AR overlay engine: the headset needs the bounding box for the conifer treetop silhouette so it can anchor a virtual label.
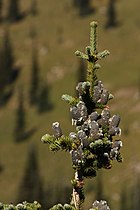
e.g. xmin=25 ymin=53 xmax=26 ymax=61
xmin=7 ymin=0 xmax=21 ymax=23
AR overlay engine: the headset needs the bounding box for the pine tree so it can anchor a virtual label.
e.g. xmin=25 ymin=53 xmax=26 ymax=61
xmin=16 ymin=145 xmax=46 ymax=207
xmin=73 ymin=0 xmax=94 ymax=16
xmin=0 ymin=161 xmax=3 ymax=173
xmin=45 ymin=184 xmax=71 ymax=209
xmin=0 ymin=48 xmax=6 ymax=104
xmin=106 ymin=0 xmax=118 ymax=28
xmin=0 ymin=28 xmax=16 ymax=106
xmin=37 ymin=80 xmax=53 ymax=113
xmin=7 ymin=0 xmax=21 ymax=23
xmin=0 ymin=0 xmax=3 ymax=22
xmin=41 ymin=21 xmax=123 ymax=210
xmin=14 ymin=87 xmax=26 ymax=142
xmin=29 ymin=46 xmax=40 ymax=105
xmin=2 ymin=28 xmax=15 ymax=83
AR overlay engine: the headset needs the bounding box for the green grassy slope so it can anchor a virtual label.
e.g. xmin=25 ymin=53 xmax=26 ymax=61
xmin=0 ymin=0 xmax=140 ymax=209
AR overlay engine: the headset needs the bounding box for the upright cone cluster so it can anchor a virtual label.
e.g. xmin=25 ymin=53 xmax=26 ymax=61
xmin=42 ymin=76 xmax=122 ymax=179
xmin=66 ymin=78 xmax=122 ymax=178
xmin=90 ymin=200 xmax=110 ymax=210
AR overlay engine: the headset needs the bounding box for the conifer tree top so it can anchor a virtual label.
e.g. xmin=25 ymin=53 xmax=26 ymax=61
xmin=41 ymin=21 xmax=123 ymax=210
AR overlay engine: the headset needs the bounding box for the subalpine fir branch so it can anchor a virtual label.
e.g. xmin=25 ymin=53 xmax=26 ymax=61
xmin=41 ymin=21 xmax=123 ymax=210
xmin=41 ymin=132 xmax=73 ymax=152
xmin=0 ymin=201 xmax=41 ymax=210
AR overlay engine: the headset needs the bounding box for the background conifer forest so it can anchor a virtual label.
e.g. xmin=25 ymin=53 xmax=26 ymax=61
xmin=0 ymin=0 xmax=140 ymax=210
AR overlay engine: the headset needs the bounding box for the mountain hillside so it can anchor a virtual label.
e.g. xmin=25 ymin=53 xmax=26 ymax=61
xmin=0 ymin=0 xmax=140 ymax=209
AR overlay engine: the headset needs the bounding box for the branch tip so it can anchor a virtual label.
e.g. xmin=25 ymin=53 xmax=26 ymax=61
xmin=90 ymin=21 xmax=98 ymax=28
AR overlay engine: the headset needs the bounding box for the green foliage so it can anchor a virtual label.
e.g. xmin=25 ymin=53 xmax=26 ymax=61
xmin=75 ymin=22 xmax=110 ymax=99
xmin=41 ymin=21 xmax=122 ymax=209
xmin=49 ymin=204 xmax=75 ymax=210
xmin=41 ymin=134 xmax=73 ymax=152
xmin=0 ymin=0 xmax=139 ymax=208
xmin=0 ymin=201 xmax=41 ymax=210
xmin=62 ymin=94 xmax=80 ymax=106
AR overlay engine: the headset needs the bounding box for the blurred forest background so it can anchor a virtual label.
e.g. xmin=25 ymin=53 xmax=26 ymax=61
xmin=0 ymin=0 xmax=140 ymax=209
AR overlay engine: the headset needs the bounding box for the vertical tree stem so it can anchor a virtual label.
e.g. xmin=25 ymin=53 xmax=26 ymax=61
xmin=87 ymin=60 xmax=96 ymax=98
xmin=71 ymin=171 xmax=84 ymax=210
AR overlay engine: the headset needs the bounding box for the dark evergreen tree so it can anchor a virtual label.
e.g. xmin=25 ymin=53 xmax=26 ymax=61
xmin=37 ymin=81 xmax=53 ymax=113
xmin=106 ymin=0 xmax=118 ymax=28
xmin=7 ymin=0 xmax=21 ymax=22
xmin=0 ymin=161 xmax=3 ymax=174
xmin=45 ymin=184 xmax=71 ymax=209
xmin=2 ymin=28 xmax=15 ymax=84
xmin=54 ymin=185 xmax=71 ymax=206
xmin=0 ymin=0 xmax=3 ymax=22
xmin=29 ymin=46 xmax=40 ymax=105
xmin=29 ymin=30 xmax=53 ymax=112
xmin=16 ymin=145 xmax=46 ymax=208
xmin=14 ymin=87 xmax=26 ymax=142
xmin=0 ymin=28 xmax=17 ymax=106
xmin=73 ymin=0 xmax=94 ymax=16
xmin=30 ymin=0 xmax=38 ymax=16
xmin=0 ymin=48 xmax=6 ymax=105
